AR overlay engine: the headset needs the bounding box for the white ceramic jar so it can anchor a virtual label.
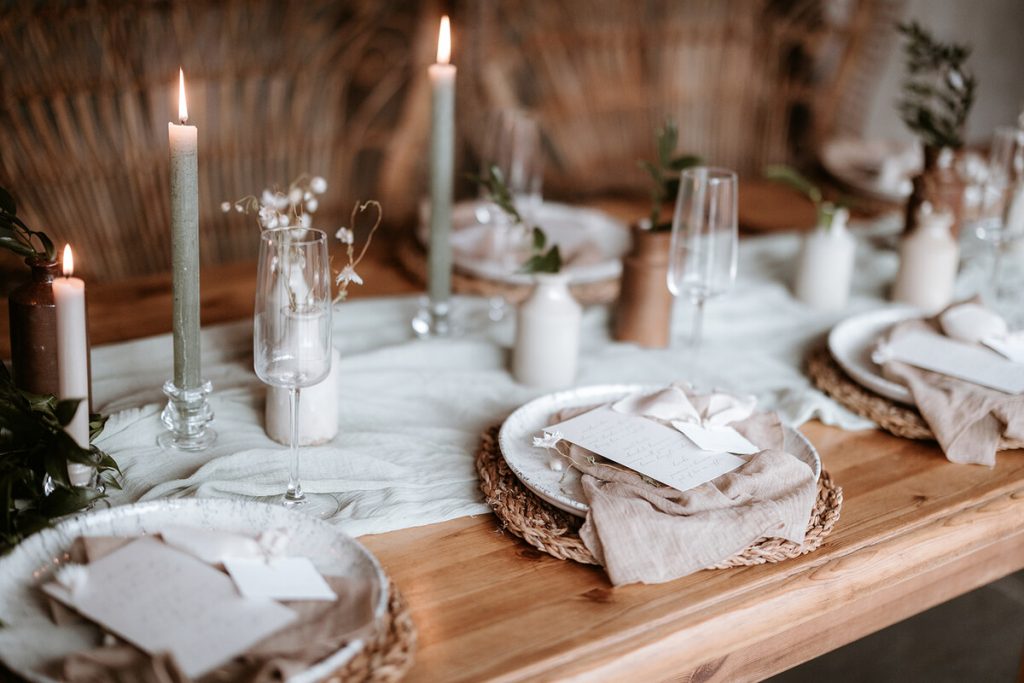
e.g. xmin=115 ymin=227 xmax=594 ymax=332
xmin=792 ymin=208 xmax=856 ymax=310
xmin=512 ymin=273 xmax=582 ymax=388
xmin=892 ymin=204 xmax=959 ymax=312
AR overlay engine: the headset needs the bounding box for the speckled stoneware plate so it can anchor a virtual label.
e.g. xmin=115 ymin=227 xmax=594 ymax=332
xmin=498 ymin=384 xmax=822 ymax=518
xmin=418 ymin=200 xmax=629 ymax=285
xmin=828 ymin=307 xmax=922 ymax=405
xmin=0 ymin=498 xmax=389 ymax=683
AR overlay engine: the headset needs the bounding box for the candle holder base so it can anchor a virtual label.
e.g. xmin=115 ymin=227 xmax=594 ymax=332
xmin=159 ymin=379 xmax=217 ymax=451
xmin=411 ymin=297 xmax=459 ymax=338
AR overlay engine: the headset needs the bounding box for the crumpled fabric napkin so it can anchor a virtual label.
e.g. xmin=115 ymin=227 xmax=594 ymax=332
xmin=554 ymin=388 xmax=817 ymax=586
xmin=877 ymin=303 xmax=1024 ymax=466
xmin=49 ymin=534 xmax=378 ymax=683
xmin=612 ymin=383 xmax=757 ymax=435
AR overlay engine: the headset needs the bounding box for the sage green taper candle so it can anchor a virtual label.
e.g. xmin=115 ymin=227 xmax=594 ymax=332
xmin=428 ymin=16 xmax=455 ymax=307
xmin=167 ymin=68 xmax=201 ymax=389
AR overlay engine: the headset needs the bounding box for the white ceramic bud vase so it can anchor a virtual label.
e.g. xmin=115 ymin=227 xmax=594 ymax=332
xmin=512 ymin=273 xmax=582 ymax=388
xmin=265 ymin=347 xmax=341 ymax=446
xmin=892 ymin=203 xmax=959 ymax=312
xmin=792 ymin=208 xmax=856 ymax=310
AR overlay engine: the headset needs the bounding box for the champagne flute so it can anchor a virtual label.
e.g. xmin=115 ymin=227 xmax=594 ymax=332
xmin=254 ymin=227 xmax=337 ymax=515
xmin=976 ymin=125 xmax=1024 ymax=301
xmin=667 ymin=167 xmax=739 ymax=353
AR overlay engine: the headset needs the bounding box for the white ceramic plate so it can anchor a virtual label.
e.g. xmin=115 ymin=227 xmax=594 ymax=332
xmin=498 ymin=384 xmax=822 ymax=518
xmin=418 ymin=200 xmax=629 ymax=285
xmin=0 ymin=498 xmax=389 ymax=683
xmin=828 ymin=306 xmax=923 ymax=405
xmin=820 ymin=137 xmax=920 ymax=203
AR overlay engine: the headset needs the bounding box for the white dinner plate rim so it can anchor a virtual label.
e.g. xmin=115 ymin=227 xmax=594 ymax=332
xmin=827 ymin=306 xmax=923 ymax=405
xmin=820 ymin=137 xmax=916 ymax=203
xmin=498 ymin=384 xmax=822 ymax=518
xmin=0 ymin=498 xmax=389 ymax=683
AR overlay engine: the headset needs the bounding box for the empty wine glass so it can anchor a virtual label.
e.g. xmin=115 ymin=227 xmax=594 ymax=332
xmin=667 ymin=167 xmax=738 ymax=353
xmin=976 ymin=125 xmax=1024 ymax=300
xmin=254 ymin=227 xmax=337 ymax=515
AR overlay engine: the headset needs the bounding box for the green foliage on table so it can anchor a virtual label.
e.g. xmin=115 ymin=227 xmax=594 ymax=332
xmin=0 ymin=185 xmax=57 ymax=262
xmin=0 ymin=359 xmax=119 ymax=553
xmin=637 ymin=121 xmax=702 ymax=231
xmin=896 ymin=21 xmax=976 ymax=150
xmin=473 ymin=165 xmax=562 ymax=274
xmin=763 ymin=164 xmax=848 ymax=231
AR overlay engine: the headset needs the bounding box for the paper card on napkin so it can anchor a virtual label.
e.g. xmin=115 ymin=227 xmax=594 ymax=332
xmin=671 ymin=421 xmax=760 ymax=455
xmin=887 ymin=331 xmax=1024 ymax=394
xmin=549 ymin=406 xmax=745 ymax=492
xmin=982 ymin=334 xmax=1024 ymax=364
xmin=43 ymin=537 xmax=297 ymax=679
xmin=224 ymin=557 xmax=337 ymax=602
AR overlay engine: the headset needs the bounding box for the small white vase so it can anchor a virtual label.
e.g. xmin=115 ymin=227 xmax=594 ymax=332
xmin=265 ymin=347 xmax=341 ymax=446
xmin=892 ymin=205 xmax=959 ymax=312
xmin=792 ymin=211 xmax=856 ymax=311
xmin=512 ymin=273 xmax=582 ymax=388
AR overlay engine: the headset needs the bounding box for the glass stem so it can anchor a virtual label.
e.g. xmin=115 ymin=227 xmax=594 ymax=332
xmin=991 ymin=238 xmax=1006 ymax=302
xmin=690 ymin=297 xmax=706 ymax=352
xmin=285 ymin=387 xmax=305 ymax=505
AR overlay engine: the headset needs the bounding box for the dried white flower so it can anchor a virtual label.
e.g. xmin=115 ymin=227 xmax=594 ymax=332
xmin=300 ymin=213 xmax=312 ymax=228
xmin=220 ymin=201 xmax=231 ymax=213
xmin=335 ymin=227 xmax=354 ymax=244
xmin=532 ymin=430 xmax=563 ymax=449
xmin=304 ymin=191 xmax=313 ymax=201
xmin=305 ymin=198 xmax=319 ymax=213
xmin=261 ymin=189 xmax=275 ymax=207
xmin=235 ymin=203 xmax=244 ymax=213
xmin=267 ymin=216 xmax=279 ymax=229
xmin=547 ymin=456 xmax=565 ymax=472
xmin=279 ymin=214 xmax=290 ymax=227
xmin=946 ymin=68 xmax=965 ymax=91
xmin=336 ymin=264 xmax=363 ymax=286
xmin=273 ymin=194 xmax=289 ymax=211
xmin=311 ymin=176 xmax=327 ymax=194
xmin=289 ymin=187 xmax=303 ymax=205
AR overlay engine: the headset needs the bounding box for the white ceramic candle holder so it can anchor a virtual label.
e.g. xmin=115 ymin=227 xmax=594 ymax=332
xmin=159 ymin=379 xmax=216 ymax=451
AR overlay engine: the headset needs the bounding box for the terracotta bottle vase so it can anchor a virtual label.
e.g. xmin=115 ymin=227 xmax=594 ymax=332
xmin=8 ymin=258 xmax=60 ymax=396
xmin=904 ymin=145 xmax=965 ymax=237
xmin=613 ymin=224 xmax=673 ymax=348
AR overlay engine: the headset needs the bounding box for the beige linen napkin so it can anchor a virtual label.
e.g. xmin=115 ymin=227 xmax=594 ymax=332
xmin=555 ymin=403 xmax=817 ymax=586
xmin=50 ymin=536 xmax=378 ymax=683
xmin=880 ymin=314 xmax=1024 ymax=466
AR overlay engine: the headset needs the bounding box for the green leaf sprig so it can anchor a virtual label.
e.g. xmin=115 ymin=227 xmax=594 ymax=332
xmin=637 ymin=121 xmax=702 ymax=231
xmin=896 ymin=21 xmax=976 ymax=149
xmin=0 ymin=186 xmax=56 ymax=261
xmin=0 ymin=360 xmax=119 ymax=553
xmin=763 ymin=164 xmax=851 ymax=230
xmin=474 ymin=165 xmax=562 ymax=274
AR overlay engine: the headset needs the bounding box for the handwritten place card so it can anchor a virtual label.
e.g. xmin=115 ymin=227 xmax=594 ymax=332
xmin=671 ymin=421 xmax=759 ymax=455
xmin=224 ymin=557 xmax=337 ymax=602
xmin=549 ymin=406 xmax=745 ymax=492
xmin=43 ymin=537 xmax=297 ymax=679
xmin=889 ymin=331 xmax=1024 ymax=394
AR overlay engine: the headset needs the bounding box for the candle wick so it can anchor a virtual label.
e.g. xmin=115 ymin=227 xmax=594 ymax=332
xmin=179 ymin=116 xmax=188 ymax=125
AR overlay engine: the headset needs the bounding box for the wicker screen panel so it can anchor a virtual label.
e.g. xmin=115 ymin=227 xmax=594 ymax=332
xmin=458 ymin=0 xmax=903 ymax=199
xmin=0 ymin=1 xmax=424 ymax=282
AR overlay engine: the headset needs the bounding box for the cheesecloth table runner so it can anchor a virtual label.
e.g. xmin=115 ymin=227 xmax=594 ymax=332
xmin=91 ymin=215 xmax=993 ymax=538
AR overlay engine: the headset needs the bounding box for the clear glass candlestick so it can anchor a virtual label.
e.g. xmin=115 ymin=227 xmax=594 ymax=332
xmin=159 ymin=379 xmax=216 ymax=451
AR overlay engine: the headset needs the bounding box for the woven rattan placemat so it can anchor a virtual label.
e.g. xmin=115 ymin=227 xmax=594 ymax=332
xmin=396 ymin=239 xmax=620 ymax=306
xmin=329 ymin=583 xmax=416 ymax=683
xmin=475 ymin=425 xmax=843 ymax=570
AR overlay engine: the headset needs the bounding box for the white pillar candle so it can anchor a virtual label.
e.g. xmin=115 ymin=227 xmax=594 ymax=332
xmin=53 ymin=244 xmax=92 ymax=487
xmin=168 ymin=68 xmax=202 ymax=389
xmin=427 ymin=16 xmax=455 ymax=307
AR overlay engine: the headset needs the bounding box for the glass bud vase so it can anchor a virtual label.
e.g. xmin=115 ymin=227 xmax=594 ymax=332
xmin=8 ymin=258 xmax=60 ymax=396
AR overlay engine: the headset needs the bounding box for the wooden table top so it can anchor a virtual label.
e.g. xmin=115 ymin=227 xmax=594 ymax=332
xmin=2 ymin=190 xmax=1021 ymax=681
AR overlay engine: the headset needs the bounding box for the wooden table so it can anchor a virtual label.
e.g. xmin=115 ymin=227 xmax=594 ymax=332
xmin=2 ymin=193 xmax=1021 ymax=681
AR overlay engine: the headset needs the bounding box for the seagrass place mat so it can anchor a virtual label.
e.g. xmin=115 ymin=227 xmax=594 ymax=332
xmin=475 ymin=425 xmax=843 ymax=569
xmin=396 ymin=238 xmax=620 ymax=306
xmin=327 ymin=583 xmax=416 ymax=683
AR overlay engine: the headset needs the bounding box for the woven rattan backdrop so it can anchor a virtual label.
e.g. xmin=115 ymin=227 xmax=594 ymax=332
xmin=0 ymin=0 xmax=899 ymax=282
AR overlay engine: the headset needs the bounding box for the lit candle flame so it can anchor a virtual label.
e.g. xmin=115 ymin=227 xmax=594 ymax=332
xmin=62 ymin=244 xmax=74 ymax=277
xmin=178 ymin=68 xmax=188 ymax=124
xmin=436 ymin=16 xmax=451 ymax=65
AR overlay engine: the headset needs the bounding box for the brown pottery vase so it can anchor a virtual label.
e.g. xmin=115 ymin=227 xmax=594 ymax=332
xmin=904 ymin=145 xmax=966 ymax=237
xmin=613 ymin=224 xmax=674 ymax=348
xmin=8 ymin=258 xmax=60 ymax=396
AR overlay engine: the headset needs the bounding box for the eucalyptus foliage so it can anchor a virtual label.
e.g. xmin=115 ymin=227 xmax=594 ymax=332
xmin=763 ymin=164 xmax=849 ymax=230
xmin=637 ymin=121 xmax=702 ymax=231
xmin=475 ymin=165 xmax=562 ymax=274
xmin=0 ymin=360 xmax=119 ymax=552
xmin=897 ymin=21 xmax=976 ymax=150
xmin=0 ymin=186 xmax=57 ymax=262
